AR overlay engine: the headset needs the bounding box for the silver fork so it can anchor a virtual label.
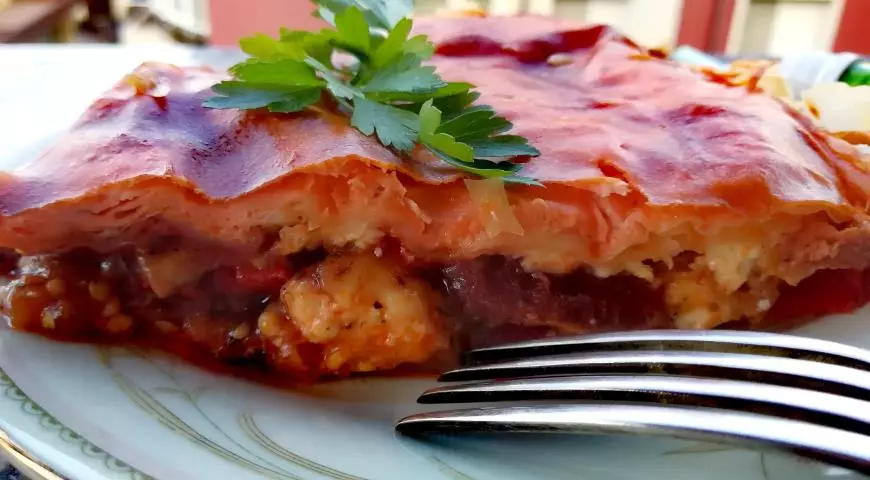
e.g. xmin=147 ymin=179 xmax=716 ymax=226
xmin=395 ymin=330 xmax=870 ymax=475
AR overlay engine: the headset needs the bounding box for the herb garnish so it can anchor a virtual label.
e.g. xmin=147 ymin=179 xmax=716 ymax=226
xmin=203 ymin=0 xmax=541 ymax=184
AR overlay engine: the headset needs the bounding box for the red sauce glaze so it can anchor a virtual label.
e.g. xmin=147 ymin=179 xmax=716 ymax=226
xmin=434 ymin=24 xmax=638 ymax=64
xmin=433 ymin=36 xmax=503 ymax=57
xmin=767 ymin=269 xmax=870 ymax=324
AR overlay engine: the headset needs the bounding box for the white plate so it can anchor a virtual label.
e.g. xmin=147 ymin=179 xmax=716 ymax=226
xmin=2 ymin=316 xmax=869 ymax=480
xmin=0 ymin=45 xmax=867 ymax=480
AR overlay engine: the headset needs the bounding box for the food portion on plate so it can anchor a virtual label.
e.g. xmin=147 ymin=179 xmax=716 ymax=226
xmin=720 ymin=57 xmax=870 ymax=145
xmin=1 ymin=5 xmax=870 ymax=382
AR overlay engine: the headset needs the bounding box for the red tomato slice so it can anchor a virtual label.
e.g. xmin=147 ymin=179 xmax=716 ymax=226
xmin=768 ymin=269 xmax=865 ymax=322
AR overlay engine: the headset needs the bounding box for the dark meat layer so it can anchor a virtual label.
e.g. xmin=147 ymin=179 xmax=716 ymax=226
xmin=441 ymin=256 xmax=670 ymax=348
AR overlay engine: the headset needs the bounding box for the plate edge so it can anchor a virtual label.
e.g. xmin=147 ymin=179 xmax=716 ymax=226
xmin=0 ymin=427 xmax=64 ymax=480
xmin=0 ymin=366 xmax=154 ymax=480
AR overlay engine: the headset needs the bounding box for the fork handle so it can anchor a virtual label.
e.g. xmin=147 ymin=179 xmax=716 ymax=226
xmin=397 ymin=403 xmax=870 ymax=475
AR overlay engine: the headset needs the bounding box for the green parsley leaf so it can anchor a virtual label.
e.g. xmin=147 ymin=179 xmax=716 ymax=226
xmin=404 ymin=35 xmax=436 ymax=61
xmin=263 ymin=88 xmax=324 ymax=113
xmin=418 ymin=99 xmax=441 ymax=139
xmin=333 ymin=6 xmax=371 ymax=56
xmin=205 ymin=0 xmax=541 ymax=184
xmin=204 ymin=82 xmax=322 ymax=113
xmin=374 ymin=81 xmax=472 ymax=104
xmin=370 ymin=17 xmax=412 ymax=69
xmin=279 ymin=29 xmax=335 ymax=67
xmin=278 ymin=29 xmax=307 ymax=42
xmin=439 ymin=106 xmax=512 ymax=141
xmin=430 ymin=150 xmax=541 ymax=185
xmin=468 ymin=135 xmax=542 ymax=159
xmin=232 ymin=60 xmax=324 ymax=88
xmin=500 ymin=175 xmax=545 ymax=186
xmin=362 ymin=61 xmax=445 ymax=97
xmin=314 ymin=0 xmax=412 ymax=30
xmin=351 ymin=97 xmax=419 ymax=151
xmin=429 ymin=150 xmax=515 ymax=178
xmin=203 ymin=82 xmax=285 ymax=110
xmin=418 ymin=100 xmax=474 ymax=162
xmin=315 ymin=1 xmax=376 ymax=29
xmin=432 ymin=90 xmax=480 ymax=116
xmin=361 ymin=0 xmax=413 ymax=30
xmin=394 ymin=88 xmax=479 ymax=114
xmin=239 ymin=33 xmax=305 ymax=60
xmin=305 ymin=35 xmax=336 ymax=68
xmin=304 ymin=57 xmax=360 ymax=99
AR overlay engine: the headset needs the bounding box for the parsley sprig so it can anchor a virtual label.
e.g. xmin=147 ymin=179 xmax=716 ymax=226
xmin=203 ymin=0 xmax=541 ymax=184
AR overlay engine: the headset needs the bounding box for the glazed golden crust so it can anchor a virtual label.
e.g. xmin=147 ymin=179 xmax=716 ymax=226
xmin=1 ymin=17 xmax=869 ymax=284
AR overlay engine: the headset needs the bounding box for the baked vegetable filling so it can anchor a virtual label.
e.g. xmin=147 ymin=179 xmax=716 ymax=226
xmin=2 ymin=243 xmax=865 ymax=380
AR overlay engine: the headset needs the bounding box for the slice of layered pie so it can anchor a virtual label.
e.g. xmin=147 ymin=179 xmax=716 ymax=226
xmin=2 ymin=16 xmax=870 ymax=381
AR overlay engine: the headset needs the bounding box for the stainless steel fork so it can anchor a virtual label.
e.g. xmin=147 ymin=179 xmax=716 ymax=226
xmin=395 ymin=330 xmax=870 ymax=475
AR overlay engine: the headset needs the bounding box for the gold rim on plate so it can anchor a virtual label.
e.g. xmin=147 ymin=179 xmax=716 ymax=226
xmin=0 ymin=426 xmax=64 ymax=480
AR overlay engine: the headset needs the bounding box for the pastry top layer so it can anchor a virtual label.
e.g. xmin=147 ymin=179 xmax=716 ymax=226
xmin=2 ymin=17 xmax=869 ymax=215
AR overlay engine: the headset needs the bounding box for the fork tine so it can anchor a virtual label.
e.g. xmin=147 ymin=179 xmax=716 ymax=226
xmin=417 ymin=375 xmax=870 ymax=435
xmin=395 ymin=403 xmax=870 ymax=475
xmin=439 ymin=350 xmax=870 ymax=400
xmin=464 ymin=330 xmax=870 ymax=369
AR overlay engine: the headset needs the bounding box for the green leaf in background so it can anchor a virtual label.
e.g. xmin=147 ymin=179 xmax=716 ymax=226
xmin=370 ymin=17 xmax=413 ymax=68
xmin=363 ymin=0 xmax=414 ymax=30
xmin=315 ymin=0 xmax=413 ymax=30
xmin=333 ymin=6 xmax=372 ymax=56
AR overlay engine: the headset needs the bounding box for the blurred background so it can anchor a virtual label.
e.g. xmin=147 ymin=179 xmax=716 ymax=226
xmin=0 ymin=0 xmax=866 ymax=56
